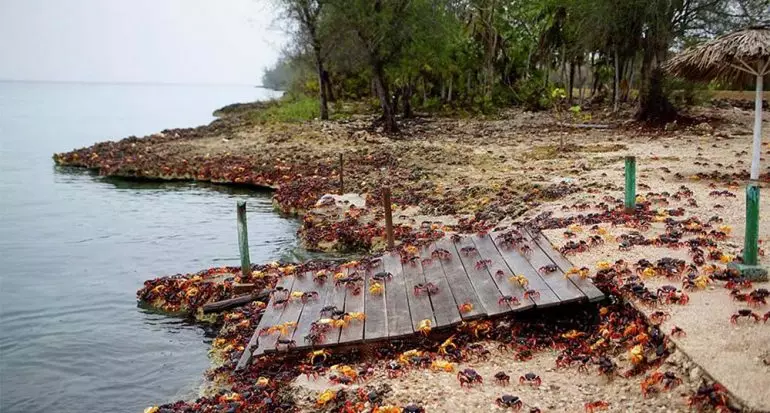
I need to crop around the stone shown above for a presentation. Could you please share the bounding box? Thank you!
[728,262,768,281]
[689,367,702,382]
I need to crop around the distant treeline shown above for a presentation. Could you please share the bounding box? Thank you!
[263,0,769,131]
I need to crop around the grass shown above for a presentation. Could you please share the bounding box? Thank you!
[246,96,320,124]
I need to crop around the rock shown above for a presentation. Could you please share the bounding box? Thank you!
[689,366,702,382]
[694,122,713,134]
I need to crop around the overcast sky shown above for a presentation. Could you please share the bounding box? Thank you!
[0,0,287,85]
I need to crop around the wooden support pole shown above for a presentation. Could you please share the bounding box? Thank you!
[382,187,394,249]
[339,153,344,194]
[236,201,251,278]
[743,182,760,266]
[624,156,636,213]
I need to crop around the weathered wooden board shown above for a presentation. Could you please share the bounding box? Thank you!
[363,260,388,340]
[237,274,295,368]
[452,236,511,316]
[401,254,436,332]
[290,271,332,352]
[528,229,605,302]
[491,231,561,308]
[382,251,413,338]
[338,266,366,344]
[472,234,536,311]
[519,229,586,304]
[419,245,463,327]
[315,270,347,346]
[265,272,316,354]
[434,238,485,319]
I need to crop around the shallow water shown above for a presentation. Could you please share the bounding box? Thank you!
[0,82,297,413]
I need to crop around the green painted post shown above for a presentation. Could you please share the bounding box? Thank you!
[743,182,760,266]
[624,156,636,213]
[236,201,251,278]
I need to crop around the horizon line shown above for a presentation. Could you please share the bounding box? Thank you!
[0,78,268,88]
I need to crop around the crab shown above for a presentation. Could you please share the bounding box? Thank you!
[308,349,331,364]
[417,319,432,336]
[731,309,761,324]
[670,326,686,337]
[402,404,425,413]
[320,305,340,317]
[272,298,289,308]
[457,368,483,387]
[498,295,521,306]
[519,372,541,386]
[344,312,366,322]
[725,277,753,290]
[460,246,478,256]
[276,338,296,350]
[584,401,609,413]
[431,248,452,261]
[475,259,493,270]
[385,360,404,378]
[458,301,474,313]
[313,271,328,284]
[430,360,455,372]
[413,282,439,296]
[292,291,319,303]
[495,269,507,278]
[316,389,337,407]
[538,264,558,275]
[509,275,529,288]
[369,281,384,295]
[372,271,393,282]
[439,336,458,355]
[496,395,522,410]
[304,331,325,345]
[523,289,540,300]
[519,244,532,257]
[494,371,510,385]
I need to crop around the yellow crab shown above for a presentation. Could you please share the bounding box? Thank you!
[641,267,657,278]
[373,406,402,413]
[290,291,305,300]
[316,389,337,406]
[185,287,199,297]
[344,312,366,322]
[251,270,265,279]
[404,245,419,255]
[720,254,735,263]
[399,349,423,365]
[596,261,612,270]
[256,376,269,387]
[565,267,582,277]
[417,319,432,336]
[331,364,358,380]
[431,360,455,372]
[369,281,384,295]
[635,194,647,203]
[568,224,583,233]
[334,272,347,280]
[144,407,159,413]
[694,275,712,289]
[719,225,732,234]
[439,336,457,355]
[281,265,296,275]
[342,260,360,269]
[629,344,645,365]
[458,301,474,313]
[509,274,529,288]
[308,349,331,364]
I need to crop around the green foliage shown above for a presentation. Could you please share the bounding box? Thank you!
[246,96,320,124]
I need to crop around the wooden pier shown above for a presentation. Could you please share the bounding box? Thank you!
[236,230,604,370]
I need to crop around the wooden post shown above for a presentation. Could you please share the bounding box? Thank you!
[382,187,394,249]
[236,201,251,278]
[743,182,760,266]
[624,156,636,213]
[339,153,344,194]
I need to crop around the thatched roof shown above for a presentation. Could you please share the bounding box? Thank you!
[665,26,770,83]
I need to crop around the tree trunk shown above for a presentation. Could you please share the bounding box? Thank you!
[322,70,335,102]
[372,61,397,133]
[447,77,453,102]
[613,48,620,113]
[402,83,413,118]
[568,61,576,103]
[636,46,675,123]
[314,48,329,120]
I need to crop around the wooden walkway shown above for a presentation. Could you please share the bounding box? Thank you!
[236,231,604,369]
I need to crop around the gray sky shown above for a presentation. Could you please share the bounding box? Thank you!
[0,0,286,85]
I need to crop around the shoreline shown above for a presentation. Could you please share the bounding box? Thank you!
[55,101,770,412]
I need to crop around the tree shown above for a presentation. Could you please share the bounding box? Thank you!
[277,0,331,120]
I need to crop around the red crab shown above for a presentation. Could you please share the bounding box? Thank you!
[519,372,541,387]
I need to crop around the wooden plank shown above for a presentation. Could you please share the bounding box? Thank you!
[419,245,462,328]
[291,271,332,352]
[364,260,388,341]
[338,265,365,344]
[401,253,436,332]
[316,268,347,346]
[518,229,586,304]
[434,238,485,320]
[236,274,295,369]
[528,230,605,302]
[382,251,413,338]
[264,273,315,354]
[452,236,511,316]
[471,234,536,311]
[490,230,562,308]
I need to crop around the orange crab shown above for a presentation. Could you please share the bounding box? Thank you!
[439,336,457,355]
[308,349,331,364]
[369,281,384,295]
[316,389,337,407]
[509,274,529,288]
[458,301,474,313]
[344,312,366,322]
